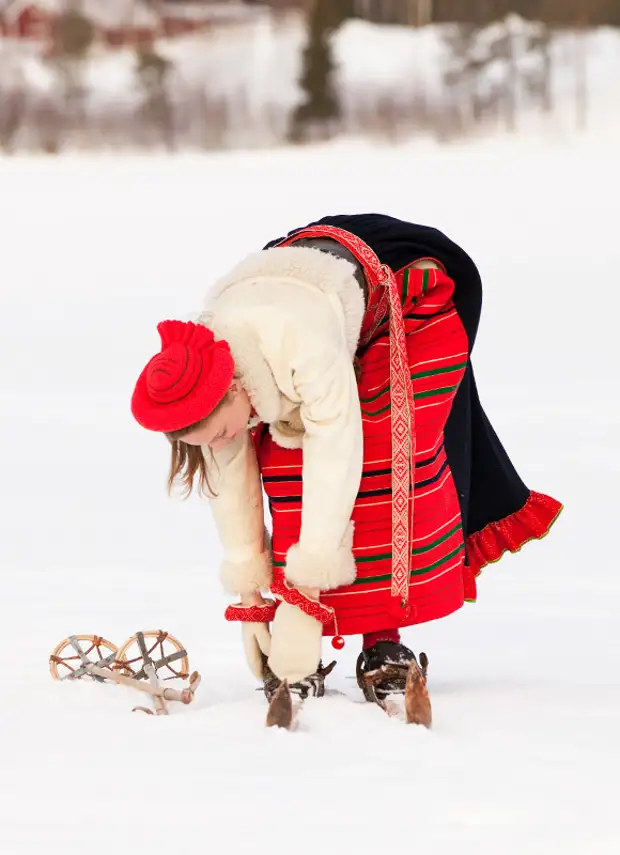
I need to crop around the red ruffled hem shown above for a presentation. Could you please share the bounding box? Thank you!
[462,490,563,601]
[224,602,278,623]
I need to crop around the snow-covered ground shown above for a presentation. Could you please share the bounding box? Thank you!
[1,134,619,854]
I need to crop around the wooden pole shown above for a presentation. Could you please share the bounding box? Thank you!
[88,665,201,705]
[145,662,168,716]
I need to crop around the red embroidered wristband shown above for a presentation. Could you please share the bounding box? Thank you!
[224,601,277,623]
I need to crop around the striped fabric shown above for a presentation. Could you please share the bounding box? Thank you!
[257,262,470,637]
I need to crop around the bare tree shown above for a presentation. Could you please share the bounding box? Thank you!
[540,0,592,130]
[574,13,589,130]
[0,85,28,152]
[136,44,176,150]
[49,4,96,142]
[523,24,554,115]
[289,0,350,143]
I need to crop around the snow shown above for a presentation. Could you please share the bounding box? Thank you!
[1,133,619,854]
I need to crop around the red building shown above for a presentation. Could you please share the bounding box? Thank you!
[159,2,262,38]
[0,1,259,46]
[0,0,164,48]
[0,1,57,41]
[87,0,162,48]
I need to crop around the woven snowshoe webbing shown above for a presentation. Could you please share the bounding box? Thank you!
[64,635,116,681]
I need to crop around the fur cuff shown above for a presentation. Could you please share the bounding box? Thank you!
[220,550,273,597]
[285,524,357,591]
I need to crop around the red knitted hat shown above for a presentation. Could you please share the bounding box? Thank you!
[131,320,234,433]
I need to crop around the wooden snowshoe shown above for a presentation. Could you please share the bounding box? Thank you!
[265,680,295,729]
[263,658,337,730]
[356,647,432,728]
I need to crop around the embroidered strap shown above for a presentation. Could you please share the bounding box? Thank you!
[224,601,278,623]
[275,225,416,609]
[271,577,336,628]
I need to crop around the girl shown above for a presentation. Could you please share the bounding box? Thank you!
[130,214,562,720]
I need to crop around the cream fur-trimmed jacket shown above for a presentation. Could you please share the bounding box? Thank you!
[198,244,438,600]
[198,245,364,598]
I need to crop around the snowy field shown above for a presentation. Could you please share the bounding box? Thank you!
[1,134,619,854]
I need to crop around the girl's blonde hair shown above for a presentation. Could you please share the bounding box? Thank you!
[165,390,232,498]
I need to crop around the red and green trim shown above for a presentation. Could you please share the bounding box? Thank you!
[354,543,465,586]
[359,360,468,406]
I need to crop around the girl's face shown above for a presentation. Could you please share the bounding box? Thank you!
[182,381,253,451]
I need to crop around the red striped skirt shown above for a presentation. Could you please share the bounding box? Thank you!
[257,264,471,637]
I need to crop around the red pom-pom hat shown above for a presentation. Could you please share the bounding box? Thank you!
[131,320,234,433]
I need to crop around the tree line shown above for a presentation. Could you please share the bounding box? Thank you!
[431,0,620,27]
[291,0,614,141]
[0,0,616,152]
[346,0,620,27]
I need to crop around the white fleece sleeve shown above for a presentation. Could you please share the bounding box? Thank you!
[204,430,272,597]
[284,344,363,591]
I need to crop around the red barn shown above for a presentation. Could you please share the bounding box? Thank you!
[160,2,264,39]
[89,0,161,49]
[0,0,261,48]
[0,0,161,47]
[0,1,57,41]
